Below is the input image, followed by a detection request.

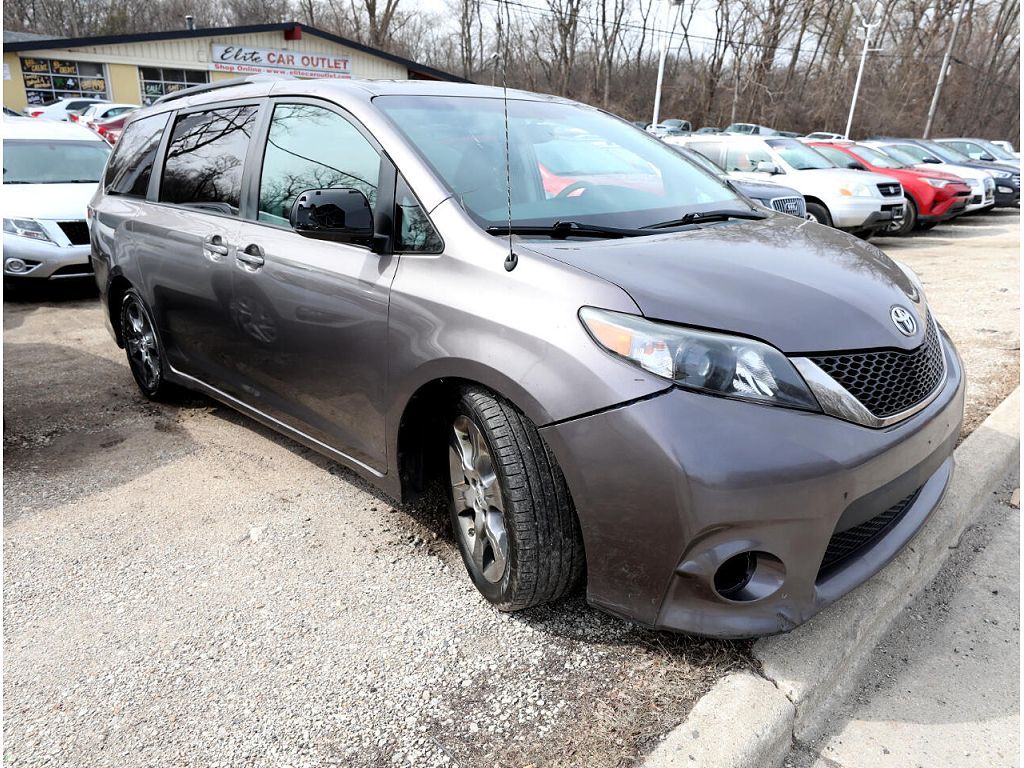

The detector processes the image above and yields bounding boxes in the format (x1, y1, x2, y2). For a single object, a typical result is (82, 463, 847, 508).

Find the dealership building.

(2, 22, 464, 111)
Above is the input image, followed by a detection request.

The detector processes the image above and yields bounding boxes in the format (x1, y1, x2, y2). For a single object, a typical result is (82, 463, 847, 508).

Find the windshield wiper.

(644, 209, 769, 230)
(486, 220, 647, 239)
(38, 179, 100, 184)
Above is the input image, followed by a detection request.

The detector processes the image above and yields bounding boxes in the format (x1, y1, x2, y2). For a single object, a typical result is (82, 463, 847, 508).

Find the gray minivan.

(89, 76, 964, 638)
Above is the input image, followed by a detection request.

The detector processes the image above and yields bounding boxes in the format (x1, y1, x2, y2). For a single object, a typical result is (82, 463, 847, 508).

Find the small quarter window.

(395, 176, 442, 253)
(160, 105, 259, 215)
(104, 112, 169, 197)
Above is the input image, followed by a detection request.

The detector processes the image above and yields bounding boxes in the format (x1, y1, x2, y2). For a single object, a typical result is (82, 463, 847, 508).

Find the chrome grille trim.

(791, 315, 948, 429)
(769, 195, 806, 217)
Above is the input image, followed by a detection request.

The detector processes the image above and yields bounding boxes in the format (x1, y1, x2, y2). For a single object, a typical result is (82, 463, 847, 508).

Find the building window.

(20, 58, 108, 105)
(139, 68, 209, 105)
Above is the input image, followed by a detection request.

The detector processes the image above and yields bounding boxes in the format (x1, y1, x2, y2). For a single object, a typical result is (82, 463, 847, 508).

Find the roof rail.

(154, 74, 296, 105)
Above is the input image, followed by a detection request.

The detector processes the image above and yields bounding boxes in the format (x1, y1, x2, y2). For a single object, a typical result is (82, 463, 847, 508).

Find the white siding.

(18, 30, 408, 80)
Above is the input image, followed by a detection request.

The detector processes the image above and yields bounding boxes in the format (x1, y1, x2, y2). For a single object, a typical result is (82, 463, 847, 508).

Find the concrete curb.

(643, 387, 1020, 768)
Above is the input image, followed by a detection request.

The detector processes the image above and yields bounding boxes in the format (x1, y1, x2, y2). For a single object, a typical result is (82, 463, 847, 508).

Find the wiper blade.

(644, 209, 769, 230)
(486, 220, 647, 239)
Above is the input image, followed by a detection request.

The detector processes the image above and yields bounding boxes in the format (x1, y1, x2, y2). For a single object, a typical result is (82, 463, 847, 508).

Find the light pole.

(844, 1, 880, 140)
(652, 0, 684, 127)
(923, 0, 967, 138)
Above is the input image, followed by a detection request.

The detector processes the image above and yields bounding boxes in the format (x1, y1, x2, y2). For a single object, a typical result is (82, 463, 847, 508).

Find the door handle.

(202, 234, 230, 260)
(236, 244, 265, 271)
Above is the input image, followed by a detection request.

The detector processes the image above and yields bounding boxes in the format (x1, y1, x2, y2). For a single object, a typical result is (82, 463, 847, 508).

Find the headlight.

(923, 178, 951, 188)
(3, 218, 53, 242)
(990, 170, 1011, 179)
(579, 307, 820, 411)
(984, 177, 995, 189)
(838, 181, 873, 197)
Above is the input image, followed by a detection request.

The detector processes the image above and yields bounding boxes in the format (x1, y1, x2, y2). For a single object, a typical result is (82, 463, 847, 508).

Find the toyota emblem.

(890, 305, 917, 336)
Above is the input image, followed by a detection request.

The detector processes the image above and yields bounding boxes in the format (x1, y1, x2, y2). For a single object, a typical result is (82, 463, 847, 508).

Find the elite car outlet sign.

(211, 45, 352, 79)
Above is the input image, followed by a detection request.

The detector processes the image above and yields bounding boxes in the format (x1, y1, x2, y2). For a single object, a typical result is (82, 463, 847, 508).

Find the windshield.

(977, 139, 1017, 161)
(920, 141, 970, 163)
(766, 139, 835, 170)
(375, 95, 742, 232)
(851, 145, 905, 169)
(886, 144, 935, 164)
(3, 139, 110, 183)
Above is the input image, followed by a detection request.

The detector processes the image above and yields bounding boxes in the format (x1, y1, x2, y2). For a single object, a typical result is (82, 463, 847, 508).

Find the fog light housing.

(5, 258, 28, 273)
(997, 185, 1012, 194)
(713, 551, 786, 602)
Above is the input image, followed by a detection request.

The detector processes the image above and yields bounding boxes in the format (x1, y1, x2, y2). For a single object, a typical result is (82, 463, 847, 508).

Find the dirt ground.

(873, 208, 1020, 435)
(3, 209, 1018, 767)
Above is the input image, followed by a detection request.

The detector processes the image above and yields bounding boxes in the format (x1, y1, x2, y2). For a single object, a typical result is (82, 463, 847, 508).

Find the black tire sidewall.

(806, 202, 832, 227)
(445, 396, 519, 606)
(120, 289, 166, 399)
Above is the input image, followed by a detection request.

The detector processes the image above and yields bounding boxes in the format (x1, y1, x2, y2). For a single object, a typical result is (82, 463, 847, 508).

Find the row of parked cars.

(14, 96, 139, 144)
(655, 132, 1019, 238)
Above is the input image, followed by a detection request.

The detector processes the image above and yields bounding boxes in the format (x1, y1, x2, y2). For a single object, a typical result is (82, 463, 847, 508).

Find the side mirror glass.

(755, 160, 779, 174)
(922, 156, 941, 164)
(979, 153, 995, 161)
(848, 161, 866, 170)
(290, 188, 374, 242)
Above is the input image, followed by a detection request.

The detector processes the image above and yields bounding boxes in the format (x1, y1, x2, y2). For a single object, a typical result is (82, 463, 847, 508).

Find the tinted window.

(160, 105, 258, 213)
(724, 144, 772, 172)
(105, 113, 169, 197)
(5, 139, 109, 184)
(257, 103, 381, 226)
(395, 176, 442, 252)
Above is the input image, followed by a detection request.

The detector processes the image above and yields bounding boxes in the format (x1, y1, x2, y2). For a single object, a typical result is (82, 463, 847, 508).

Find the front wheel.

(120, 289, 178, 400)
(805, 202, 832, 227)
(887, 198, 918, 236)
(445, 386, 585, 611)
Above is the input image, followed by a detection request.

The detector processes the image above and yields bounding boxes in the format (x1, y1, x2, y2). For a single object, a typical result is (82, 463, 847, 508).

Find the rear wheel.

(805, 202, 832, 227)
(120, 289, 178, 400)
(445, 386, 585, 611)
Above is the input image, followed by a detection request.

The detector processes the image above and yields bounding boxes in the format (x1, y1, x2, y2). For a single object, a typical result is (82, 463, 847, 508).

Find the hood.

(730, 177, 802, 201)
(731, 167, 899, 193)
(4, 183, 98, 220)
(522, 214, 925, 354)
(914, 163, 986, 183)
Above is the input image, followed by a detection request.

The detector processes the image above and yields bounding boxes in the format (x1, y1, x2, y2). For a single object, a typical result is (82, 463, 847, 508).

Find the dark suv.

(90, 76, 964, 638)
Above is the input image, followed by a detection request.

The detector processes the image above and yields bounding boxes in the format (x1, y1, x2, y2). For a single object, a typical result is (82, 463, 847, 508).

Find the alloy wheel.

(448, 415, 509, 583)
(123, 295, 161, 391)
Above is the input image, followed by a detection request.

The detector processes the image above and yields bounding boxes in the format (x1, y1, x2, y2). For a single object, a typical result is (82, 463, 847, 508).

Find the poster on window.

(18, 57, 108, 102)
(21, 58, 50, 73)
(80, 78, 106, 92)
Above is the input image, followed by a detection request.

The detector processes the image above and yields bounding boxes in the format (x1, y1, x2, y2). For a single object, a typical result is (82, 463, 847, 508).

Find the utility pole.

(845, 1, 880, 140)
(652, 0, 684, 126)
(923, 0, 967, 138)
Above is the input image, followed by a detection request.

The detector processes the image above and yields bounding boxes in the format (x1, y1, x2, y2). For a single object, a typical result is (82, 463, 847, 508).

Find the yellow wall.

(3, 52, 28, 111)
(107, 63, 140, 104)
(210, 70, 238, 82)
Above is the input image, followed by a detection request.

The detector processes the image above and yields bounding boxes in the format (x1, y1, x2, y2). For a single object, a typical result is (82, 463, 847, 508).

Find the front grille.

(1012, 175, 1020, 188)
(819, 488, 921, 573)
(810, 314, 944, 418)
(57, 220, 90, 245)
(770, 196, 806, 217)
(876, 182, 902, 197)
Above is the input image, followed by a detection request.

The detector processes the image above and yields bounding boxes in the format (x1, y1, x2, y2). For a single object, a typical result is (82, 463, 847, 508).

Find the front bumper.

(540, 327, 964, 638)
(3, 234, 93, 279)
(992, 180, 1020, 207)
(828, 196, 905, 230)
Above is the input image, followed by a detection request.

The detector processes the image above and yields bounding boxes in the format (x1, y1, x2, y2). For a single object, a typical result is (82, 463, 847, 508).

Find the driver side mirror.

(290, 187, 378, 247)
(755, 160, 780, 174)
(921, 156, 941, 164)
(979, 153, 996, 161)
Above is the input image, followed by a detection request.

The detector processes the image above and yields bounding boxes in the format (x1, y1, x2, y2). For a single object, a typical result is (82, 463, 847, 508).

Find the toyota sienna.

(89, 77, 965, 637)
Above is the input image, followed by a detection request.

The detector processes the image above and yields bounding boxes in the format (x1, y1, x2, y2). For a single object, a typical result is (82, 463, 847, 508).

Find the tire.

(120, 288, 178, 400)
(805, 202, 832, 227)
(445, 385, 585, 611)
(918, 221, 938, 231)
(888, 198, 917, 236)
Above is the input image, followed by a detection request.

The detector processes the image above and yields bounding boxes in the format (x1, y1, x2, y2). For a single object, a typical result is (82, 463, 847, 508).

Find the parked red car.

(809, 141, 971, 235)
(91, 113, 131, 145)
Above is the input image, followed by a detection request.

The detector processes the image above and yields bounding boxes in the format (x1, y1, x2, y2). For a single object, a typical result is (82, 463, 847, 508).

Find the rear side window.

(724, 145, 772, 172)
(160, 105, 259, 214)
(104, 112, 169, 197)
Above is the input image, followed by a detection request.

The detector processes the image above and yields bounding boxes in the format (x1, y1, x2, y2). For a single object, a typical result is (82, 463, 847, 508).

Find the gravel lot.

(3, 210, 1018, 767)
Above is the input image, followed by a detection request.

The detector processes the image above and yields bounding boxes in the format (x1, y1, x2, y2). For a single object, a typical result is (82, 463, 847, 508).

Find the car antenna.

(497, 0, 517, 272)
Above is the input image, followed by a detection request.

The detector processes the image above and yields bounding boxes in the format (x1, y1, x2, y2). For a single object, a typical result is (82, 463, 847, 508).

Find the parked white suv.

(666, 135, 906, 235)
